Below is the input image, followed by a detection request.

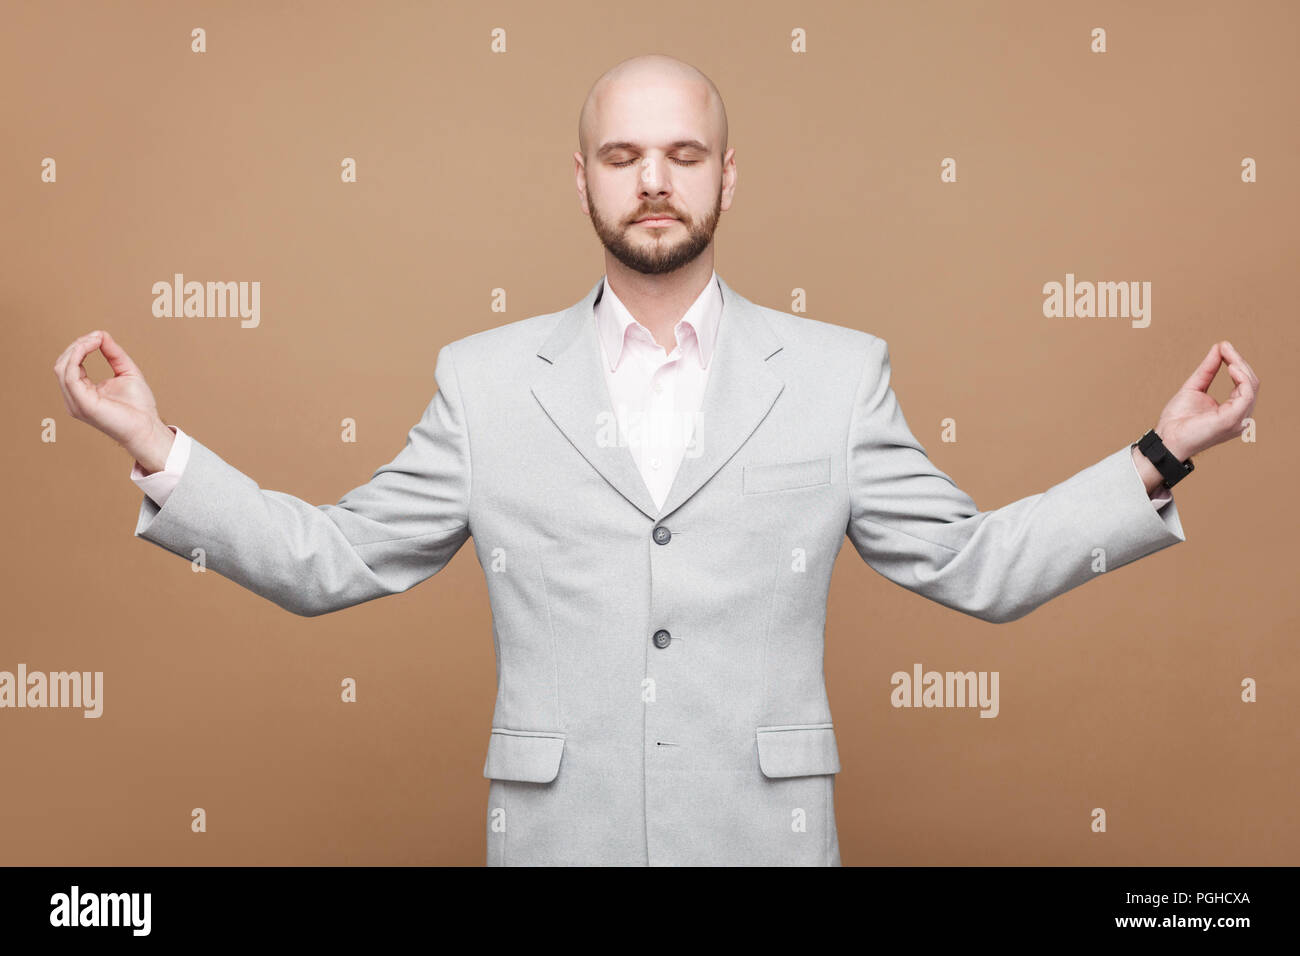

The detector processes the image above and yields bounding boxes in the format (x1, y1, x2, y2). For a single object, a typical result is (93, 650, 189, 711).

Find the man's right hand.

(53, 330, 176, 474)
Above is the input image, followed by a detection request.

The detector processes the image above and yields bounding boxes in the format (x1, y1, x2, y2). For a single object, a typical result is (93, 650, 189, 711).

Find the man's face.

(578, 80, 732, 275)
(586, 162, 723, 275)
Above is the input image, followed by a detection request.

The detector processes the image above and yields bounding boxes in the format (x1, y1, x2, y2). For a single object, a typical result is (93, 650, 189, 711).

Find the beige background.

(2, 0, 1295, 865)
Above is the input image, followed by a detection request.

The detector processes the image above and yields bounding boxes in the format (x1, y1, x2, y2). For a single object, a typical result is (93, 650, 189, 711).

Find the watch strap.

(1136, 428, 1194, 489)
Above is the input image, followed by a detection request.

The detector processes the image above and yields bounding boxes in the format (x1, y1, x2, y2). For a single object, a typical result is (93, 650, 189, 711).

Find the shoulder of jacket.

(441, 309, 568, 368)
(750, 303, 881, 360)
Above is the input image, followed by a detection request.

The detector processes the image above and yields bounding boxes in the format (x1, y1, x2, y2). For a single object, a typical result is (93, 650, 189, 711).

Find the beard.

(588, 185, 723, 275)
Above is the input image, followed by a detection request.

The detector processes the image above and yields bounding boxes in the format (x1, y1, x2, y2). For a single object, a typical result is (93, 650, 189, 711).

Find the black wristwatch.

(1135, 428, 1194, 489)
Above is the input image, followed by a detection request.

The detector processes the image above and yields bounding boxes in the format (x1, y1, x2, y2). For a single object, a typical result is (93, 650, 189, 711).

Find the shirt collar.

(594, 270, 724, 372)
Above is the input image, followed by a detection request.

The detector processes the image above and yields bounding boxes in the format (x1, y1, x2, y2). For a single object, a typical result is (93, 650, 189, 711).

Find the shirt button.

(653, 382, 663, 394)
(652, 629, 671, 649)
(649, 457, 661, 470)
(653, 526, 671, 545)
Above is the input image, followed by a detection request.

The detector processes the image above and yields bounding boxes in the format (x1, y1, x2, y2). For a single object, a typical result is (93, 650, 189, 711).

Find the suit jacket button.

(653, 525, 671, 545)
(652, 629, 671, 649)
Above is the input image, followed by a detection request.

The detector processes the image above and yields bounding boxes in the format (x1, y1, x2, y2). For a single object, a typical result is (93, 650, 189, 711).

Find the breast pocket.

(742, 456, 831, 495)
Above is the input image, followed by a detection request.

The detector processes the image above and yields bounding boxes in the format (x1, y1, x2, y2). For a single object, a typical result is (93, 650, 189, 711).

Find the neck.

(603, 253, 715, 353)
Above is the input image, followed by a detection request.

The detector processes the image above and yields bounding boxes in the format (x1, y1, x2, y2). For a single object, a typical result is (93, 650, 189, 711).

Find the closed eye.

(611, 158, 701, 167)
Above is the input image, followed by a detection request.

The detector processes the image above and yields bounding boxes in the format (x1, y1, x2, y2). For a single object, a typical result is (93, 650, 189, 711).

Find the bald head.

(578, 54, 728, 163)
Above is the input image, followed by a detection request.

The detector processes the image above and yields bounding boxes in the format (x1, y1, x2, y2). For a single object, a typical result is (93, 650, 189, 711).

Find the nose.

(638, 156, 672, 199)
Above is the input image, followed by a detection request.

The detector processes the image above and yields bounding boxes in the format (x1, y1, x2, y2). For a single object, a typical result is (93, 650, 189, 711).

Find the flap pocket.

(743, 456, 831, 494)
(756, 723, 841, 777)
(483, 728, 566, 783)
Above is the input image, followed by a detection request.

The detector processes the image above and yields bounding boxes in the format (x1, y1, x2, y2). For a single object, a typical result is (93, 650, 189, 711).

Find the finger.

(56, 381, 75, 418)
(98, 330, 140, 377)
(52, 332, 102, 415)
(52, 338, 82, 382)
(63, 354, 96, 410)
(53, 338, 88, 408)
(52, 342, 75, 377)
(1219, 341, 1259, 388)
(62, 337, 100, 413)
(55, 372, 78, 419)
(53, 331, 100, 382)
(1223, 360, 1248, 390)
(1217, 368, 1255, 421)
(1180, 343, 1223, 393)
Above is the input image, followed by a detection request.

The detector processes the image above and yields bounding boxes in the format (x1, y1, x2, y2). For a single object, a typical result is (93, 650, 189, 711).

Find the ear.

(574, 151, 591, 214)
(720, 147, 737, 212)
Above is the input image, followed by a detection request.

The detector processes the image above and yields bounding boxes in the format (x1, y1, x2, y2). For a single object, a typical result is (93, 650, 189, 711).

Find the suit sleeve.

(133, 344, 472, 617)
(844, 335, 1185, 623)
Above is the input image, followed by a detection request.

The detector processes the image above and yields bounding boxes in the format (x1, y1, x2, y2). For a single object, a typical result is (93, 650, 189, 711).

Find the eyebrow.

(595, 139, 711, 159)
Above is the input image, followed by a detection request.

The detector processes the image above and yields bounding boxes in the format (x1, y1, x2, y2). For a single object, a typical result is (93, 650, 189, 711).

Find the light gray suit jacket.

(133, 274, 1185, 865)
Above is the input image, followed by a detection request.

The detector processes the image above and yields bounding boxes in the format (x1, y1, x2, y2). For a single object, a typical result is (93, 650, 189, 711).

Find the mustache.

(630, 208, 685, 223)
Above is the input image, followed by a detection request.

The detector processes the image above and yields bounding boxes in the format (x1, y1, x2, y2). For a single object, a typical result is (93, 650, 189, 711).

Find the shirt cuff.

(129, 425, 192, 508)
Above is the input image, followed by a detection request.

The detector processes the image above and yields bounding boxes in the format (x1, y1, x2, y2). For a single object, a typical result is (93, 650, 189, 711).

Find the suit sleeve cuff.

(129, 425, 192, 507)
(1124, 442, 1183, 532)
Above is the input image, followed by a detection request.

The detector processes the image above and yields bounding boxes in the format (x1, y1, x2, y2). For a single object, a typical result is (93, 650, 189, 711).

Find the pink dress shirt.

(593, 271, 723, 509)
(130, 273, 1173, 514)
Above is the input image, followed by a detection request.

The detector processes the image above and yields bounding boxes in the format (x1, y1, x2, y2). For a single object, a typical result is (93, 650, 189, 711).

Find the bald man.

(56, 54, 1257, 866)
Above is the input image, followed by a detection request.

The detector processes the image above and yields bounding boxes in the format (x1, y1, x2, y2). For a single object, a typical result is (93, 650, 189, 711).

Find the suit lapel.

(658, 274, 784, 518)
(531, 277, 661, 520)
(530, 273, 785, 522)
